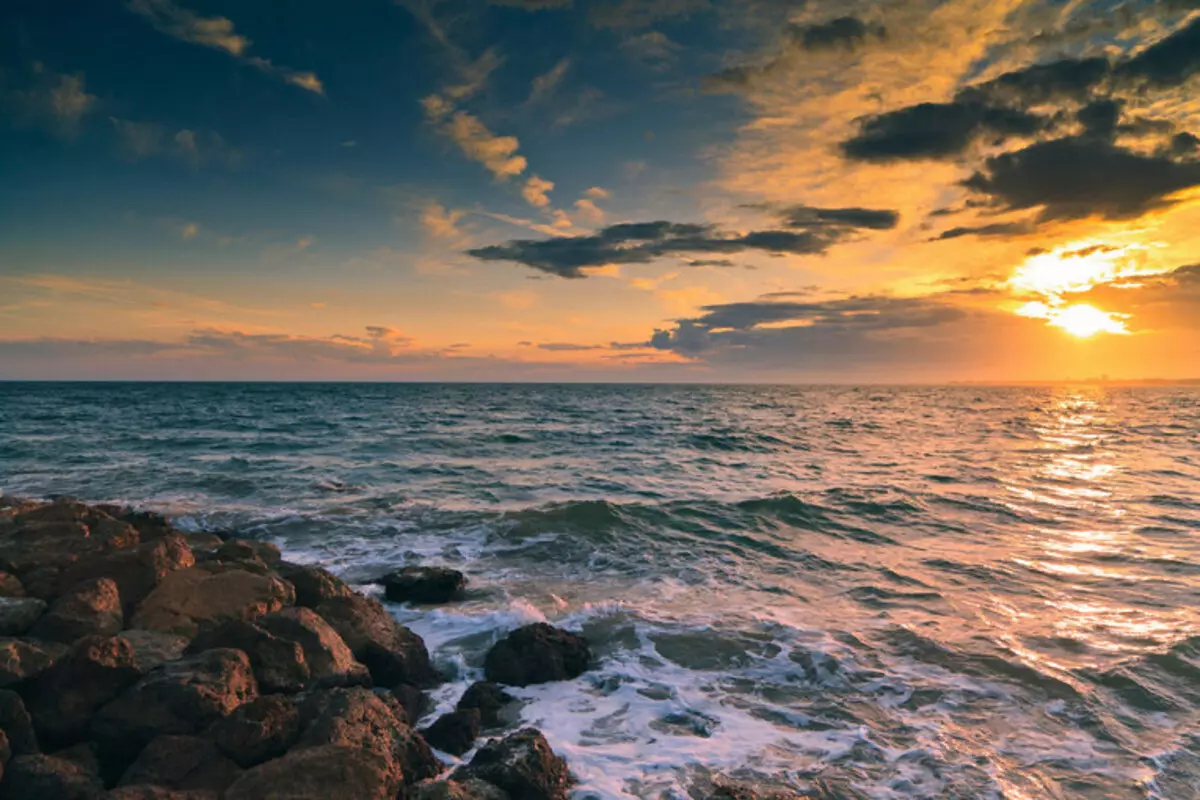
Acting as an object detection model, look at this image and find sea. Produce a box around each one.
[1,382,1198,799]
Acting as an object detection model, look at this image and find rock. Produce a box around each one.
[0,729,9,768]
[187,620,309,694]
[106,786,218,800]
[181,533,223,553]
[31,578,124,643]
[26,635,143,748]
[379,566,467,605]
[0,573,24,598]
[483,624,591,687]
[0,690,38,755]
[117,735,241,793]
[392,683,431,726]
[454,729,571,800]
[58,534,195,614]
[296,687,441,786]
[257,607,370,689]
[94,507,178,542]
[421,709,481,757]
[207,696,300,768]
[0,637,66,687]
[224,745,398,800]
[409,779,511,800]
[456,681,516,729]
[92,649,258,765]
[0,597,46,636]
[275,562,353,609]
[315,595,440,688]
[0,752,106,800]
[118,630,189,672]
[216,540,282,568]
[130,563,295,638]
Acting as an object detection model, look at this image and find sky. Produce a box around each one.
[1,0,1199,382]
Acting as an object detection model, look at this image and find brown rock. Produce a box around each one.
[117,735,241,793]
[457,681,516,729]
[58,534,195,614]
[276,562,353,609]
[187,620,308,694]
[31,578,124,643]
[391,683,431,726]
[223,744,397,800]
[216,540,282,568]
[421,709,481,756]
[0,597,46,636]
[0,729,9,768]
[0,752,106,800]
[182,533,223,553]
[0,573,24,598]
[130,564,295,638]
[94,507,178,543]
[92,649,258,764]
[26,635,142,748]
[315,595,440,688]
[106,786,218,800]
[258,607,370,689]
[118,630,189,672]
[378,566,467,605]
[0,637,66,687]
[409,779,511,800]
[0,690,37,755]
[483,624,591,687]
[207,695,300,768]
[454,729,571,800]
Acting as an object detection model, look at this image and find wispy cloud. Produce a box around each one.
[526,58,571,105]
[110,117,243,168]
[3,65,97,138]
[522,176,555,207]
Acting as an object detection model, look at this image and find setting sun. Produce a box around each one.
[1051,304,1129,338]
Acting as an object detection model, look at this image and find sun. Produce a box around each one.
[1050,304,1128,338]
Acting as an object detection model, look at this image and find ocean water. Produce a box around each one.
[1,382,1199,799]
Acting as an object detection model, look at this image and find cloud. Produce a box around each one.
[526,59,571,105]
[127,0,323,94]
[588,0,709,30]
[620,31,681,66]
[1114,15,1200,89]
[792,16,886,52]
[841,100,1047,162]
[110,118,243,168]
[435,110,527,179]
[931,221,1036,241]
[3,67,97,137]
[769,204,900,230]
[420,202,467,240]
[522,175,555,207]
[573,198,605,225]
[536,342,602,351]
[488,0,572,8]
[584,187,611,200]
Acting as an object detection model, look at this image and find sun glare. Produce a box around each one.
[1051,305,1128,338]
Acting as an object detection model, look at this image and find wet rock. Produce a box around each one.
[296,687,441,786]
[106,786,218,800]
[258,607,370,689]
[224,744,397,800]
[454,728,572,800]
[315,594,440,688]
[181,533,223,554]
[187,620,309,694]
[275,562,353,609]
[94,507,178,543]
[26,635,142,748]
[117,735,241,793]
[483,624,591,687]
[457,681,517,729]
[408,778,512,800]
[421,709,481,756]
[31,578,124,643]
[92,649,258,765]
[216,540,282,568]
[207,695,300,768]
[118,630,189,672]
[392,683,431,726]
[379,566,467,605]
[0,637,66,687]
[0,574,24,598]
[130,563,295,638]
[0,690,38,755]
[58,534,195,615]
[0,597,46,636]
[0,752,106,800]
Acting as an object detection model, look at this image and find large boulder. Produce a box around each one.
[106,786,219,800]
[0,637,66,687]
[0,597,46,636]
[0,690,38,755]
[58,534,195,614]
[0,752,106,800]
[92,649,258,765]
[187,621,309,694]
[214,540,282,568]
[117,735,241,793]
[130,564,295,638]
[26,635,143,748]
[31,578,124,643]
[0,573,24,598]
[483,624,591,687]
[207,696,300,768]
[257,607,370,689]
[314,595,440,688]
[421,709,481,757]
[457,681,516,729]
[275,562,353,609]
[391,683,431,726]
[223,744,397,800]
[94,507,178,543]
[454,729,572,800]
[119,630,189,672]
[409,779,511,800]
[378,566,467,605]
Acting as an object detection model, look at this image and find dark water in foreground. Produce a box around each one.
[2,383,1199,799]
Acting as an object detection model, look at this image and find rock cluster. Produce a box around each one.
[0,498,591,799]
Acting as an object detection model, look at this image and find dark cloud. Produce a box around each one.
[842,101,1046,161]
[537,342,602,351]
[1115,15,1200,88]
[791,16,886,51]
[1076,98,1122,138]
[963,136,1200,220]
[772,204,899,230]
[488,0,572,8]
[968,57,1111,107]
[932,221,1036,241]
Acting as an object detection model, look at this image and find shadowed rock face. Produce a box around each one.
[223,744,398,800]
[314,594,441,688]
[483,624,591,687]
[457,681,517,729]
[276,562,353,609]
[208,695,301,768]
[0,752,106,800]
[421,708,481,756]
[379,566,468,605]
[0,598,46,637]
[117,734,242,793]
[32,578,124,643]
[454,729,573,800]
[409,777,513,800]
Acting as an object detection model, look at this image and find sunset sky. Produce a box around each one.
[2,0,1199,381]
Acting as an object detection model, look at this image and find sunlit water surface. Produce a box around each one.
[2,383,1198,799]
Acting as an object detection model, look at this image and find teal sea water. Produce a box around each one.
[2,383,1199,798]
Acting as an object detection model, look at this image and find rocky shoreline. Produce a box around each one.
[0,496,591,800]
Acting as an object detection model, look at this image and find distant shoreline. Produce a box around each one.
[1,379,1198,387]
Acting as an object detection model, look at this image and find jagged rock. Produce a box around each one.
[0,690,38,755]
[315,594,440,688]
[296,687,441,786]
[392,683,431,726]
[454,729,572,800]
[118,630,189,672]
[483,624,591,687]
[215,540,282,568]
[457,681,517,729]
[0,597,46,636]
[26,635,142,748]
[0,752,106,800]
[257,607,370,689]
[378,566,467,605]
[409,778,511,800]
[58,534,195,614]
[94,507,178,542]
[130,563,294,638]
[224,745,397,800]
[207,696,300,768]
[188,621,309,694]
[0,729,9,769]
[92,649,258,765]
[0,637,66,687]
[117,735,241,793]
[31,578,123,643]
[182,533,223,553]
[0,574,24,598]
[275,562,353,609]
[421,709,481,756]
[106,786,218,800]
